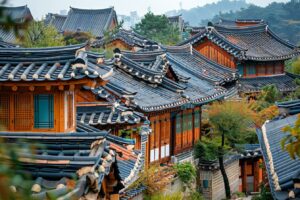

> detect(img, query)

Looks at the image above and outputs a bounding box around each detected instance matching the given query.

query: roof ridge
[69,6,114,12]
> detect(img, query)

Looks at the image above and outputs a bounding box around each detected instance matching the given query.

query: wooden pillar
[253,158,260,192]
[241,160,247,192]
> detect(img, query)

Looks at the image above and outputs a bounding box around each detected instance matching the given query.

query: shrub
[173,162,196,185]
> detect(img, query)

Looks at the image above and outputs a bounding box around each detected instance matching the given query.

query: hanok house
[79,44,237,166]
[92,29,159,52]
[257,99,300,199]
[179,19,300,95]
[0,5,33,43]
[45,7,118,38]
[0,44,145,199]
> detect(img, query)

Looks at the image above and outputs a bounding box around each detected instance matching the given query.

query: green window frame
[34,94,54,128]
[188,113,193,130]
[183,113,188,131]
[194,110,200,128]
[176,114,182,134]
[237,65,244,76]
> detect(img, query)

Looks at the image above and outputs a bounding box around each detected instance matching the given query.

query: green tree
[134,12,181,45]
[20,21,65,47]
[281,114,300,159]
[207,101,254,199]
[250,84,281,112]
[290,57,300,75]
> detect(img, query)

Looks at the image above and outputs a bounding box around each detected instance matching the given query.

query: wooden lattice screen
[0,95,10,131]
[14,94,33,131]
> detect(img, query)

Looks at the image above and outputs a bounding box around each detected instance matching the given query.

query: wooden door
[14,94,33,131]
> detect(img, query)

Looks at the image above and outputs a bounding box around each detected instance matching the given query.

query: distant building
[168,14,185,33]
[179,19,300,94]
[118,11,140,30]
[0,5,33,43]
[45,7,118,38]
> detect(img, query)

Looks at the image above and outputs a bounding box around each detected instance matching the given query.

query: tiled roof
[92,29,158,49]
[0,43,113,82]
[77,104,145,125]
[0,123,143,199]
[0,5,33,23]
[0,5,33,43]
[61,7,117,37]
[107,45,227,112]
[179,21,300,61]
[44,13,67,31]
[276,99,300,116]
[198,154,240,170]
[238,74,297,93]
[236,143,262,159]
[0,40,18,48]
[257,115,300,199]
[0,29,17,43]
[162,45,238,85]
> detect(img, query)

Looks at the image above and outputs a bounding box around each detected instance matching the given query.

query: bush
[173,162,196,185]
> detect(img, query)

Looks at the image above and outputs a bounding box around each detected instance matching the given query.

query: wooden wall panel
[194,39,236,69]
[0,95,10,131]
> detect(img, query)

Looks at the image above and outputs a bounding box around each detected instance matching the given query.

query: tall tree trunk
[219,133,231,199]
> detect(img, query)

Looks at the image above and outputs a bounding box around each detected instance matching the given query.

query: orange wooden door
[14,94,33,131]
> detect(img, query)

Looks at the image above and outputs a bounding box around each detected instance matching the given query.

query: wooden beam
[29,85,35,92]
[12,85,18,91]
[58,85,64,91]
[69,84,75,91]
[45,85,51,91]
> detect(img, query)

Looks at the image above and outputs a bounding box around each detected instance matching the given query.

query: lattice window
[0,95,10,131]
[257,65,265,75]
[266,65,274,75]
[247,66,256,75]
[14,94,33,131]
[34,94,54,128]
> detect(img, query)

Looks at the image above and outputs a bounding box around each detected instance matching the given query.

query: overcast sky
[9,0,289,19]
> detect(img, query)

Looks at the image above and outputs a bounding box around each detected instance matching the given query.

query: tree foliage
[20,21,65,47]
[134,12,181,45]
[208,101,254,146]
[281,114,300,159]
[249,85,281,112]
